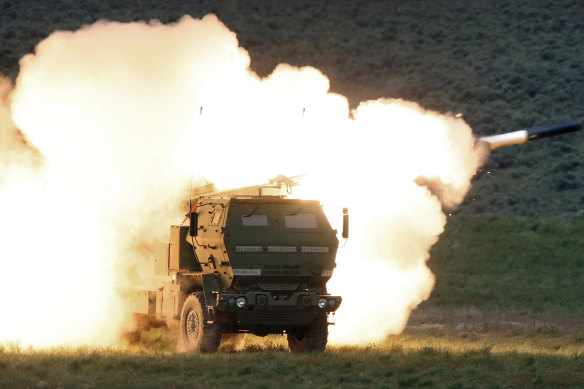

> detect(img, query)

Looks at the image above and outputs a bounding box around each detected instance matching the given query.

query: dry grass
[1,332,583,389]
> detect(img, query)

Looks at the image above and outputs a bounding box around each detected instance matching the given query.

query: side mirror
[189,212,198,237]
[342,208,349,239]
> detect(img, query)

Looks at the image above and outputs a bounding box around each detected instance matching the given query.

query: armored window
[284,213,317,228]
[241,214,268,226]
[211,210,223,225]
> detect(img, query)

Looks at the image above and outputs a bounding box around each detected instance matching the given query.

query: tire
[287,313,328,352]
[179,292,221,353]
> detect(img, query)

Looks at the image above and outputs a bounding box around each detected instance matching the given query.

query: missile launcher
[123,175,346,353]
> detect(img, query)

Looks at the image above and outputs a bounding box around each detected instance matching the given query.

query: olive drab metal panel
[169,225,202,272]
[156,284,185,318]
[153,242,170,275]
[127,291,156,314]
[222,198,339,290]
[202,274,221,307]
[192,200,232,286]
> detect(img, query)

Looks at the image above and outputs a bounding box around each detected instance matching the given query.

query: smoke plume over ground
[0,15,484,347]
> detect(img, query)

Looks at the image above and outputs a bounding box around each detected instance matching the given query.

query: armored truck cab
[125,181,343,353]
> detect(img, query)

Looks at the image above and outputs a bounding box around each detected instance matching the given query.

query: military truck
[124,175,346,353]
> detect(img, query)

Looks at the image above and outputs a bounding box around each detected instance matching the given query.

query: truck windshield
[241,214,268,226]
[284,213,317,228]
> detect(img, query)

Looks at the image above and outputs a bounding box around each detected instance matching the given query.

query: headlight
[317,298,327,309]
[236,297,247,308]
[328,298,337,308]
[227,297,236,306]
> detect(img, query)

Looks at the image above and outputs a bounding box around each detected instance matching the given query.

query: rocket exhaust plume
[0,15,485,347]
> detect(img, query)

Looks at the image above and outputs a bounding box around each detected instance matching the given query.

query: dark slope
[2,0,583,217]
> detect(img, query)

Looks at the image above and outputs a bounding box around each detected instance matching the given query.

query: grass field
[2,215,583,388]
[1,333,583,388]
[420,216,584,318]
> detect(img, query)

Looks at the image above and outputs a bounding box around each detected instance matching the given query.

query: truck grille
[256,309,301,324]
[258,282,299,291]
[261,264,300,276]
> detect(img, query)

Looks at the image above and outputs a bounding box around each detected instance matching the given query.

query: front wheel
[287,313,328,352]
[179,293,221,353]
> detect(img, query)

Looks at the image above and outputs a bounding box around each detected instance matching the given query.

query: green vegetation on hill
[418,215,584,318]
[1,0,583,217]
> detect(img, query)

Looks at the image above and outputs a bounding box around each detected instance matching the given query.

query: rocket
[477,118,583,149]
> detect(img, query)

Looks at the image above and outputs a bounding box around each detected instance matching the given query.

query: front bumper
[216,291,341,312]
[216,291,341,328]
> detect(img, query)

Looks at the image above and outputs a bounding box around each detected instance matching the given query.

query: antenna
[184,105,204,224]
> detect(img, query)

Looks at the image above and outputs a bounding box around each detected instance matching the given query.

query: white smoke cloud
[0,14,484,347]
[0,75,41,178]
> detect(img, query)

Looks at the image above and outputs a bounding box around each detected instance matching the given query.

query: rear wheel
[179,293,221,353]
[287,314,328,352]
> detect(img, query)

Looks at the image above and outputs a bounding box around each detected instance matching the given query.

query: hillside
[1,0,584,217]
